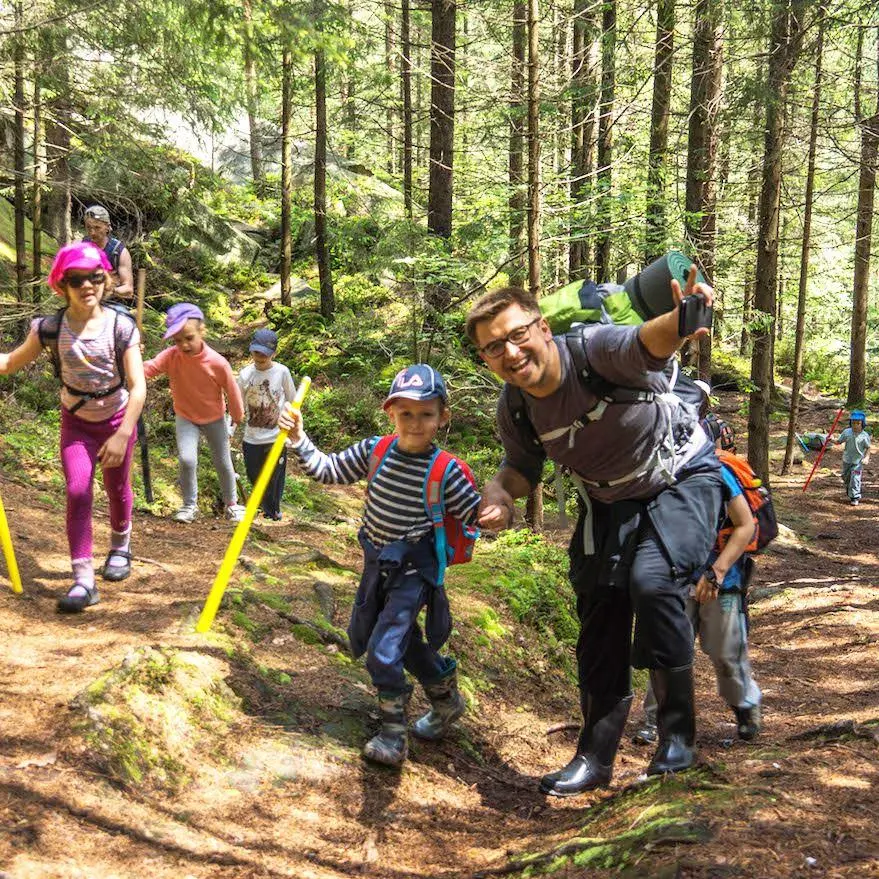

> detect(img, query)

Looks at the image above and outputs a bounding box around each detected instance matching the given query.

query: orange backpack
[716,449,778,554]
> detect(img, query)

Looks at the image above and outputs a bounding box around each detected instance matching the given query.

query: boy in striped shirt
[280,364,481,766]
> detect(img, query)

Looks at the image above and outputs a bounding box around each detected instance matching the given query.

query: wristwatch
[703,567,719,587]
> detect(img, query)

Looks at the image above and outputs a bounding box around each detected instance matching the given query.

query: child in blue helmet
[835,411,870,505]
[278,365,481,767]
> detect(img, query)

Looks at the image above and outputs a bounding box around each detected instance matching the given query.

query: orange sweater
[144,343,244,425]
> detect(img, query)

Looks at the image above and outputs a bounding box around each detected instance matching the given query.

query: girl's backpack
[368,435,480,585]
[37,304,137,413]
[716,449,779,554]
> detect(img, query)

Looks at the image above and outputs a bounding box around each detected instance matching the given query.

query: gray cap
[85,205,111,224]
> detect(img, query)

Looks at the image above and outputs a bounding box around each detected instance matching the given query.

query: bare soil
[1,404,878,879]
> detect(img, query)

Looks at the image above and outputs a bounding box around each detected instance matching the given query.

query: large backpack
[504,281,705,489]
[84,236,126,273]
[716,449,778,554]
[367,435,480,585]
[37,306,137,413]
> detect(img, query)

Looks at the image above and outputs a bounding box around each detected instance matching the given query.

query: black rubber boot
[734,704,761,741]
[412,670,466,741]
[539,694,633,797]
[646,665,696,776]
[363,691,409,767]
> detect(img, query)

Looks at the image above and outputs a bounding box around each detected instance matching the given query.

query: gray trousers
[642,592,761,727]
[842,461,863,501]
[175,415,238,507]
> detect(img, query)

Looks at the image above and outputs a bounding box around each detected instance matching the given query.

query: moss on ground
[73,647,243,793]
[496,768,768,877]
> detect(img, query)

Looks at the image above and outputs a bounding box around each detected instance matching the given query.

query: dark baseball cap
[250,328,278,356]
[383,364,448,409]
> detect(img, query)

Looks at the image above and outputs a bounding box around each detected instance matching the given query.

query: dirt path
[0,431,878,878]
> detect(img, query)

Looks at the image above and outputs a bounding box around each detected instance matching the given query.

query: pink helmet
[48,241,112,295]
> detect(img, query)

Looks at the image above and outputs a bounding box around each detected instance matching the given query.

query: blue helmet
[850,410,866,426]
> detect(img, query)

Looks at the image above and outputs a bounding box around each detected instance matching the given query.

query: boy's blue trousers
[350,530,454,696]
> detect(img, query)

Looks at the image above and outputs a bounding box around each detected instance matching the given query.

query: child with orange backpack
[278,364,481,767]
[633,413,771,745]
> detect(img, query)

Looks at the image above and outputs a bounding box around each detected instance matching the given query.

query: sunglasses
[64,270,105,288]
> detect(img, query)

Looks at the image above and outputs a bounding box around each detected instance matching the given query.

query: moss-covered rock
[72,647,243,794]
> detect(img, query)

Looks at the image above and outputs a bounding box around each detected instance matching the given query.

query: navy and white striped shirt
[293,434,481,548]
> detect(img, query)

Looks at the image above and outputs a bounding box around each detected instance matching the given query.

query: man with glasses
[83,205,134,303]
[465,275,723,797]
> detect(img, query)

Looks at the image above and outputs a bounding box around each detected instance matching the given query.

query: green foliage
[468,531,578,653]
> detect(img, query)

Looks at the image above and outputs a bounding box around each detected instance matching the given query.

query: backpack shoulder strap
[111,308,137,384]
[367,435,397,483]
[105,237,125,272]
[424,449,454,522]
[37,308,66,378]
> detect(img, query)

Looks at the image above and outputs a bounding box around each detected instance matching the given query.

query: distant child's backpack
[716,449,779,554]
[368,435,480,585]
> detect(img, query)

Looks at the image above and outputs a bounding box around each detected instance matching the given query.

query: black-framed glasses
[477,317,542,358]
[65,270,105,288]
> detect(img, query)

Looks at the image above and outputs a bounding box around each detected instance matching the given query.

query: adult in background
[83,205,134,304]
[466,270,723,797]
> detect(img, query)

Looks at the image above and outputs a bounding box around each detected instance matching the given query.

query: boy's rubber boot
[734,704,762,741]
[412,670,466,740]
[647,666,696,776]
[539,693,633,797]
[363,691,409,767]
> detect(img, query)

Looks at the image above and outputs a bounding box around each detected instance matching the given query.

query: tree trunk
[13,0,28,323]
[509,0,527,286]
[345,0,357,158]
[526,0,541,299]
[740,63,764,356]
[385,0,397,173]
[569,0,598,279]
[314,37,335,319]
[645,0,674,265]
[280,47,293,308]
[781,0,828,476]
[847,110,879,406]
[32,54,44,285]
[684,0,723,382]
[747,0,806,486]
[426,0,456,313]
[45,25,71,245]
[401,0,413,217]
[594,0,616,283]
[242,0,264,192]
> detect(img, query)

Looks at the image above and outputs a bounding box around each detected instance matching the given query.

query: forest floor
[0,396,878,879]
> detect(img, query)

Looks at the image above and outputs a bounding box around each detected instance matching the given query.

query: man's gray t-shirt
[497,325,705,503]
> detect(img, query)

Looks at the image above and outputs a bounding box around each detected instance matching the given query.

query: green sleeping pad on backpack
[538,279,645,334]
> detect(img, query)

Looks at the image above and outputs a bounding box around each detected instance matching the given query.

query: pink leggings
[60,407,136,561]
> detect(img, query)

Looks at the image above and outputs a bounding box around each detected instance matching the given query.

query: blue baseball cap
[250,328,278,356]
[163,302,204,339]
[383,364,448,409]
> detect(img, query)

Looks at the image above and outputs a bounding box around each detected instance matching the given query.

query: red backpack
[716,449,778,554]
[368,435,480,584]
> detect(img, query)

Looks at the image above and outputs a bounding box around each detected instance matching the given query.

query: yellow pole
[0,488,23,594]
[196,376,311,632]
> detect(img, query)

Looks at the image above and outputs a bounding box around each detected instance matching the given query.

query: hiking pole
[802,407,844,493]
[0,488,23,594]
[135,268,154,504]
[196,376,311,633]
